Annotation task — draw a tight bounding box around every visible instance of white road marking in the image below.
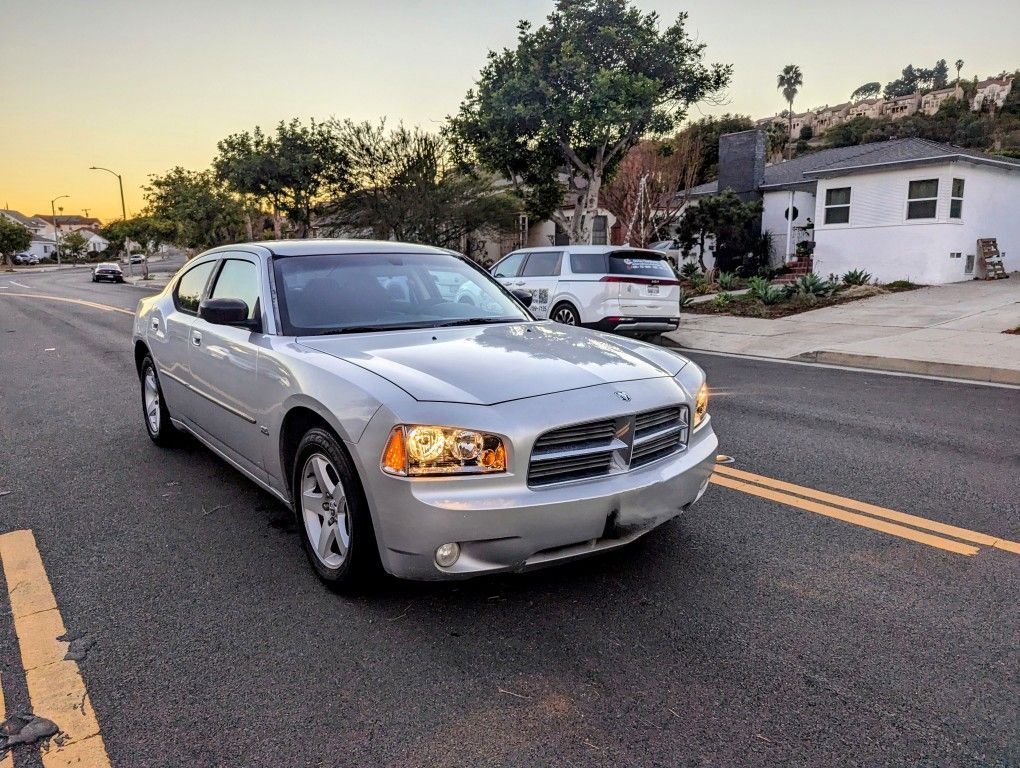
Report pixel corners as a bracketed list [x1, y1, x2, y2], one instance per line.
[9, 280, 31, 289]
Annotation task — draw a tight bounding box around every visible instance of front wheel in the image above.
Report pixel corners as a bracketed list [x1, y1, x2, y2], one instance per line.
[551, 303, 581, 326]
[292, 428, 381, 591]
[140, 355, 178, 446]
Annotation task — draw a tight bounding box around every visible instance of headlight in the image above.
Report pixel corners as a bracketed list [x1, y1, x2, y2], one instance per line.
[694, 382, 709, 428]
[381, 425, 507, 476]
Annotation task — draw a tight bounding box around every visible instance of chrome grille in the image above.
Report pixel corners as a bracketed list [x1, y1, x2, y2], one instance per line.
[528, 405, 689, 487]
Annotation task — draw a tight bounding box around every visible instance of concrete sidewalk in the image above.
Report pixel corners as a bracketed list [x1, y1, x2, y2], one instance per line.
[662, 278, 1020, 385]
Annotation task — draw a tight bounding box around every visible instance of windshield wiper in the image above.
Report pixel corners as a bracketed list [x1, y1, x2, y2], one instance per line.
[314, 324, 427, 335]
[431, 317, 521, 328]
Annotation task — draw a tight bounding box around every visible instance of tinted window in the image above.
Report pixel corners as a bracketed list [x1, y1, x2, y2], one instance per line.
[592, 215, 608, 245]
[210, 259, 260, 319]
[174, 261, 216, 314]
[521, 251, 561, 277]
[608, 250, 675, 278]
[570, 253, 608, 274]
[492, 253, 525, 278]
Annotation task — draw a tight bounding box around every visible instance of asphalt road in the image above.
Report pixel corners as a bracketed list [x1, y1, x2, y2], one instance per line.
[1, 267, 1018, 767]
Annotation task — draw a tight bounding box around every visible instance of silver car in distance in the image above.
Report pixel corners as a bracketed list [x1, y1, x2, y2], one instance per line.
[132, 241, 717, 589]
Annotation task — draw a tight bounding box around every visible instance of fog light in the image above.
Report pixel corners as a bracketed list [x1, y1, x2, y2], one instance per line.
[435, 542, 461, 568]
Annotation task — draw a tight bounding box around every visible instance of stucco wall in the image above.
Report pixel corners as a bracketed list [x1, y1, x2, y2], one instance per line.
[812, 162, 1020, 284]
[762, 190, 816, 264]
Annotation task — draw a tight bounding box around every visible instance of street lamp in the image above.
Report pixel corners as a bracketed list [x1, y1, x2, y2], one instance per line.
[89, 165, 133, 275]
[50, 194, 70, 265]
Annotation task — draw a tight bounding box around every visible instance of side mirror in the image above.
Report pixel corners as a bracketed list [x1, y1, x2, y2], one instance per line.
[198, 298, 254, 329]
[511, 289, 533, 308]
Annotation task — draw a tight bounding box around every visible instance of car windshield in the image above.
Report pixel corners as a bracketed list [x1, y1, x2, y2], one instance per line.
[273, 251, 532, 335]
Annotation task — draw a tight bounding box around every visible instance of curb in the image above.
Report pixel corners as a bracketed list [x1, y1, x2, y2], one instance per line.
[792, 350, 1020, 386]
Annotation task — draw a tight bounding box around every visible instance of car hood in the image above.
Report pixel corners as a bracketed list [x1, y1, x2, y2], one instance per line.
[298, 322, 687, 405]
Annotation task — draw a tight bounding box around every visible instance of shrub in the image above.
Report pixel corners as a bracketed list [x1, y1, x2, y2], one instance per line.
[680, 261, 699, 279]
[717, 270, 738, 290]
[713, 292, 733, 309]
[842, 268, 873, 286]
[689, 274, 710, 295]
[884, 279, 918, 292]
[758, 285, 786, 305]
[746, 276, 770, 299]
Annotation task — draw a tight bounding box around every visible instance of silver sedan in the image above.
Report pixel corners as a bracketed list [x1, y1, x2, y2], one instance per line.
[132, 240, 717, 589]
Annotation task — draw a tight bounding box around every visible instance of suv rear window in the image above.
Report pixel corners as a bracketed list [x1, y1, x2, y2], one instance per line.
[608, 250, 675, 279]
[569, 253, 608, 274]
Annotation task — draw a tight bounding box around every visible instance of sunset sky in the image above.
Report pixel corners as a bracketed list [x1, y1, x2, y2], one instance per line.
[3, 0, 1017, 222]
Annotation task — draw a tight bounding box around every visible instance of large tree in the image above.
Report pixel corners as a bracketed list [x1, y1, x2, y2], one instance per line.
[0, 217, 32, 269]
[214, 119, 348, 238]
[144, 167, 247, 252]
[600, 134, 701, 247]
[777, 64, 803, 158]
[324, 120, 520, 258]
[679, 114, 755, 184]
[450, 0, 730, 244]
[57, 231, 89, 262]
[851, 82, 881, 102]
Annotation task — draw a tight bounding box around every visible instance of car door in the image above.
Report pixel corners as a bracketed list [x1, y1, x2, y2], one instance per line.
[515, 251, 562, 319]
[157, 258, 219, 422]
[490, 252, 526, 290]
[187, 255, 266, 478]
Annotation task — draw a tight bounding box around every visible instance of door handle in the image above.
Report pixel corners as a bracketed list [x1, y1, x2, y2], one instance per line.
[192, 331, 202, 347]
[513, 281, 525, 287]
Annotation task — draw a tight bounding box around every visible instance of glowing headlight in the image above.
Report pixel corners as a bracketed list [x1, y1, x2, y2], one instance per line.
[694, 382, 709, 428]
[382, 425, 507, 476]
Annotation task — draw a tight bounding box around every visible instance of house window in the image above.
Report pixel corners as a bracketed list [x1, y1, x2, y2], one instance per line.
[907, 179, 939, 220]
[591, 215, 608, 245]
[950, 178, 964, 219]
[823, 187, 851, 224]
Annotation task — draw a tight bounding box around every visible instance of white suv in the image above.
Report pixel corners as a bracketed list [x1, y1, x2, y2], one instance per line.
[489, 246, 681, 336]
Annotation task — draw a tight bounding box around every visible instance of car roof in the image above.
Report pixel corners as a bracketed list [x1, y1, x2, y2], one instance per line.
[254, 239, 457, 258]
[508, 245, 664, 254]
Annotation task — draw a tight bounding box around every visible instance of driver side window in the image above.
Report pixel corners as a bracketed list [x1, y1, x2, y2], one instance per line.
[174, 261, 217, 314]
[210, 259, 260, 319]
[492, 253, 525, 278]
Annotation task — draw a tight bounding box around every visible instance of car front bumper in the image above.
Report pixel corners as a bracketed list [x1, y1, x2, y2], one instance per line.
[366, 417, 718, 580]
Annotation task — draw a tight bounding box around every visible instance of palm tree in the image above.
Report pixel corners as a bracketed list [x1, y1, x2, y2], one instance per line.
[777, 65, 803, 160]
[955, 59, 964, 86]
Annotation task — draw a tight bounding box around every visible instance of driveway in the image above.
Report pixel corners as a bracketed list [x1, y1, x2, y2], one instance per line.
[662, 278, 1020, 384]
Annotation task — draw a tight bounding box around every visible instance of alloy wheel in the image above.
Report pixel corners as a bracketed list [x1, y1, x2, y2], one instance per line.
[300, 453, 350, 568]
[143, 368, 161, 434]
[553, 307, 578, 325]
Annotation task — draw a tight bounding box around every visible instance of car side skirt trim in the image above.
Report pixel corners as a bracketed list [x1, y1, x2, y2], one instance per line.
[159, 368, 257, 424]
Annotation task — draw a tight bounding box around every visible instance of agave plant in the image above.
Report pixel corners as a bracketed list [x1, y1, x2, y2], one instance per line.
[713, 291, 733, 309]
[758, 285, 786, 305]
[680, 261, 699, 279]
[784, 273, 836, 300]
[746, 276, 771, 300]
[717, 271, 738, 290]
[841, 268, 873, 286]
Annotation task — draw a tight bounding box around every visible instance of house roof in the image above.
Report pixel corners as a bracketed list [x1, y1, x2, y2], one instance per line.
[1, 209, 45, 228]
[686, 137, 1020, 197]
[33, 214, 102, 226]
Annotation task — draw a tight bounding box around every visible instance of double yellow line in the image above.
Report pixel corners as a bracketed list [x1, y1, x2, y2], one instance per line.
[0, 531, 111, 767]
[710, 464, 1020, 557]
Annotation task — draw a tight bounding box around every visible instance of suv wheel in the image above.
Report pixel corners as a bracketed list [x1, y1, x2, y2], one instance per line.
[551, 303, 580, 326]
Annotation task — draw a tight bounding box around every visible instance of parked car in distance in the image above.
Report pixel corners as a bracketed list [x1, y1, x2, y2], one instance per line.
[132, 240, 716, 590]
[128, 254, 147, 264]
[489, 245, 681, 338]
[14, 253, 40, 265]
[92, 262, 124, 283]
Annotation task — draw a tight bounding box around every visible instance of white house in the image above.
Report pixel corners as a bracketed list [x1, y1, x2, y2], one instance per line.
[0, 209, 58, 260]
[687, 134, 1020, 284]
[76, 228, 110, 254]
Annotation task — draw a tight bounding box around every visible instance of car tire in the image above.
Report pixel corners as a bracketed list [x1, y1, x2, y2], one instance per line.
[551, 302, 581, 326]
[140, 355, 178, 446]
[292, 427, 382, 591]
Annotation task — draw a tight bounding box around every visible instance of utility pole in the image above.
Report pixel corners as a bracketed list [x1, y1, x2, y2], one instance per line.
[50, 195, 70, 265]
[89, 166, 139, 278]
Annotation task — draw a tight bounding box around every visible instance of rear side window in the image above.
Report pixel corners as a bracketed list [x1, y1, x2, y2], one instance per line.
[210, 259, 260, 319]
[608, 250, 675, 279]
[570, 253, 608, 274]
[492, 253, 525, 278]
[174, 261, 217, 314]
[521, 251, 561, 277]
